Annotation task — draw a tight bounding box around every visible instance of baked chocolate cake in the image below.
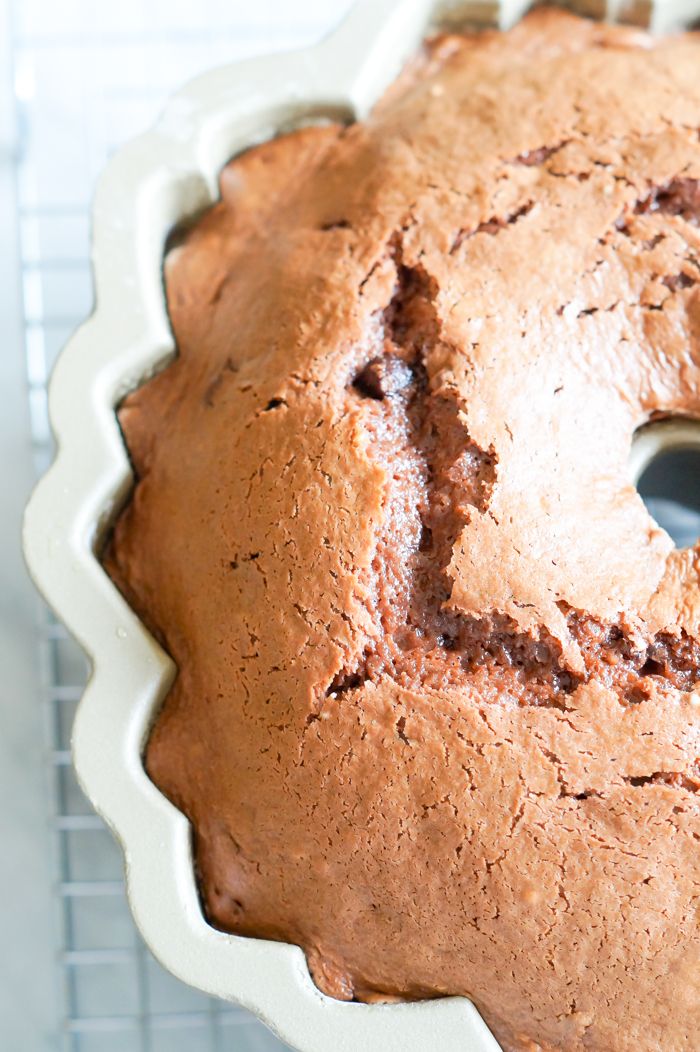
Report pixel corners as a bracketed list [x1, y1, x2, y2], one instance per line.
[105, 11, 700, 1051]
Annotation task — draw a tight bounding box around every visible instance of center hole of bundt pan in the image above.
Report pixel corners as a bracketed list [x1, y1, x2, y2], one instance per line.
[631, 418, 700, 548]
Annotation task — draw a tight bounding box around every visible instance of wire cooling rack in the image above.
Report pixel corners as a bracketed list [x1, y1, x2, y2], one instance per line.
[9, 2, 351, 1049]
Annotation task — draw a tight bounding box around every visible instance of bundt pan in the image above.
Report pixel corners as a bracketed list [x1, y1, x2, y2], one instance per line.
[23, 1, 700, 1049]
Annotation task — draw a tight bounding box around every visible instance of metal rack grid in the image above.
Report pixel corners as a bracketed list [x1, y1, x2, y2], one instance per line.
[10, 2, 351, 1049]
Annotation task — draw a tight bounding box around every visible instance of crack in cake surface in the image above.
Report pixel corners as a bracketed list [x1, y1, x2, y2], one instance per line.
[634, 178, 700, 224]
[336, 244, 700, 707]
[341, 249, 582, 704]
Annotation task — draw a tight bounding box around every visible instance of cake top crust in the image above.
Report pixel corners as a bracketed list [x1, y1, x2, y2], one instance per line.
[106, 11, 700, 1052]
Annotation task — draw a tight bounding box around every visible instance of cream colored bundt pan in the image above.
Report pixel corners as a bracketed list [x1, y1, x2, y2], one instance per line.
[23, 1, 700, 1049]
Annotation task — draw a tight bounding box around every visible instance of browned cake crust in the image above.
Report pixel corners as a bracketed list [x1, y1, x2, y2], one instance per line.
[105, 11, 700, 1051]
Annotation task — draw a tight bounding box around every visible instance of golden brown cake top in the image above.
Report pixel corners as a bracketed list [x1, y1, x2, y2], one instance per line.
[107, 11, 700, 1052]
